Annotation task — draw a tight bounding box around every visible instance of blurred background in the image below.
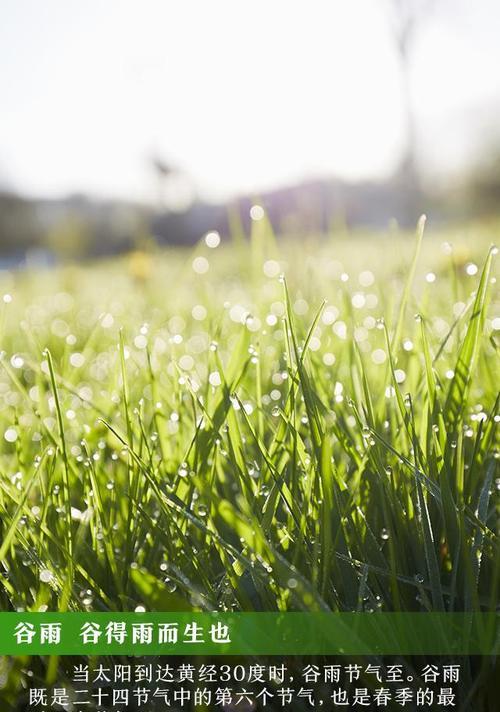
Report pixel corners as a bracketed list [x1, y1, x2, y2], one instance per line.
[1, 0, 499, 265]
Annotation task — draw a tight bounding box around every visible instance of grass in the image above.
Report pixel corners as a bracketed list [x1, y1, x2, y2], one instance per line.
[0, 220, 498, 619]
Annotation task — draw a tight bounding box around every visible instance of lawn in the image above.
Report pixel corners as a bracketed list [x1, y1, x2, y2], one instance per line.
[0, 218, 498, 617]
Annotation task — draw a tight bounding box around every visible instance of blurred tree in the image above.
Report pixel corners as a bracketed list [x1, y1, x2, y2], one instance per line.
[46, 213, 93, 260]
[150, 154, 195, 212]
[388, 0, 435, 185]
[151, 154, 173, 208]
[0, 192, 39, 255]
[465, 148, 500, 217]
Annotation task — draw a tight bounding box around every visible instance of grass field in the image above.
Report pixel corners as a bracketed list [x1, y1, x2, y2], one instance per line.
[0, 218, 498, 617]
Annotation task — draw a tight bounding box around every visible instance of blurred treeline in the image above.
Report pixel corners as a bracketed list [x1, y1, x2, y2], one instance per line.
[0, 158, 499, 265]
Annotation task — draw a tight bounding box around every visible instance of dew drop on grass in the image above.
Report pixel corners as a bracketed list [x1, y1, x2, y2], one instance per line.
[39, 569, 54, 583]
[134, 605, 146, 612]
[247, 464, 256, 478]
[359, 270, 375, 287]
[371, 348, 386, 364]
[70, 352, 85, 367]
[205, 231, 220, 248]
[192, 256, 209, 274]
[395, 369, 406, 384]
[380, 528, 390, 541]
[4, 427, 18, 443]
[11, 354, 24, 368]
[164, 578, 177, 592]
[250, 204, 264, 221]
[414, 574, 424, 584]
[209, 371, 222, 387]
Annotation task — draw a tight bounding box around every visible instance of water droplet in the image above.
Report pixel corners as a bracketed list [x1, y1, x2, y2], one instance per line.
[164, 578, 177, 593]
[4, 427, 18, 443]
[39, 569, 54, 584]
[205, 230, 220, 248]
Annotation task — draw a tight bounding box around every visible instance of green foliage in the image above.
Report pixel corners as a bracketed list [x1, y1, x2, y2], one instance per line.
[0, 226, 497, 617]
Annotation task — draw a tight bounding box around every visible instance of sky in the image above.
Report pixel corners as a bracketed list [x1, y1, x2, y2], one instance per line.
[1, 0, 499, 203]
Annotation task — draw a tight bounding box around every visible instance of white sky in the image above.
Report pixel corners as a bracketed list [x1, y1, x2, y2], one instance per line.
[1, 0, 499, 203]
